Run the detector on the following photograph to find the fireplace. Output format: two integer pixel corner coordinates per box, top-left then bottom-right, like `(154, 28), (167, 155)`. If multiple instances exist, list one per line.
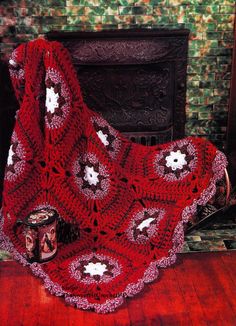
(47, 29), (189, 145)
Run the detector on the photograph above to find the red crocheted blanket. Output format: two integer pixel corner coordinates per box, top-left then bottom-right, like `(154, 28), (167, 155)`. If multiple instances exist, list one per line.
(0, 39), (227, 313)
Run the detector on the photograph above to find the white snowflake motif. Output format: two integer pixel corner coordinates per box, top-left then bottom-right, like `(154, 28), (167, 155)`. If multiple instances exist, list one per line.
(46, 87), (59, 114)
(7, 144), (14, 166)
(137, 217), (155, 231)
(73, 153), (110, 200)
(9, 59), (17, 67)
(69, 253), (121, 284)
(165, 150), (187, 171)
(83, 166), (99, 186)
(127, 208), (165, 244)
(84, 262), (108, 277)
(96, 130), (109, 146)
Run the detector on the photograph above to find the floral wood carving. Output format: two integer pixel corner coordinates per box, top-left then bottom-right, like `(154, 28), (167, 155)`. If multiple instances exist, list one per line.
(47, 29), (189, 144)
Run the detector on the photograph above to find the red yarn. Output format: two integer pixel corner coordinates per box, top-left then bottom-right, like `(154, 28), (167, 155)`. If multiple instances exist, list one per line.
(0, 39), (227, 313)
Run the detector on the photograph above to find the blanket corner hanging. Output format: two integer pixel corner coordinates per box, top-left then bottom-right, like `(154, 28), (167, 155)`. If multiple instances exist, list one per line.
(0, 38), (227, 313)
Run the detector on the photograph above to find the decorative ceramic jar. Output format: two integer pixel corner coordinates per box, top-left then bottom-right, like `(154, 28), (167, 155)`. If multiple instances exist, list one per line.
(24, 208), (58, 263)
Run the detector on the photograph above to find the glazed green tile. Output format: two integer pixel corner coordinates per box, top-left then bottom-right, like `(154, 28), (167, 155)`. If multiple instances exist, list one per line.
(62, 25), (79, 31)
(196, 5), (220, 14)
(135, 15), (155, 24)
(22, 0), (48, 4)
(62, 24), (103, 31)
(217, 22), (235, 31)
(49, 0), (66, 4)
(84, 6), (106, 15)
(117, 23), (144, 29)
(188, 73), (216, 81)
(186, 104), (202, 112)
(214, 80), (231, 88)
(187, 240), (227, 252)
(213, 104), (229, 112)
(118, 0), (136, 5)
(214, 88), (230, 97)
(224, 240), (236, 250)
(51, 7), (68, 15)
(139, 5), (155, 15)
(188, 97), (206, 105)
(216, 72), (232, 80)
(42, 24), (56, 33)
(66, 6), (85, 16)
(168, 0), (196, 4)
(188, 88), (214, 98)
(68, 15), (102, 24)
(152, 23), (185, 29)
(189, 22), (216, 33)
(188, 50), (203, 57)
(203, 14), (235, 24)
(198, 81), (212, 88)
(203, 23), (217, 33)
(201, 0), (235, 4)
(187, 64), (203, 74)
(151, 6), (165, 17)
(0, 250), (12, 261)
(198, 105), (214, 112)
(187, 80), (200, 88)
(15, 26), (36, 34)
(185, 235), (202, 241)
(222, 31), (234, 42)
(216, 64), (231, 73)
(29, 6), (50, 16)
(185, 14), (203, 24)
(149, 0), (170, 6)
(186, 112), (199, 119)
(119, 6), (134, 15)
(101, 15), (119, 24)
(220, 5), (235, 14)
(208, 47), (233, 56)
(119, 6), (153, 15)
(152, 15), (170, 24)
(33, 16), (67, 25)
(206, 32), (223, 40)
(102, 15), (135, 24)
(12, 7), (34, 16)
(188, 57), (217, 65)
(218, 40), (234, 48)
(17, 17), (34, 26)
(69, 0), (112, 5)
(212, 111), (228, 121)
(181, 242), (191, 253)
(103, 5), (119, 15)
(206, 96), (223, 105)
(194, 229), (236, 240)
(189, 40), (218, 51)
(198, 112), (213, 120)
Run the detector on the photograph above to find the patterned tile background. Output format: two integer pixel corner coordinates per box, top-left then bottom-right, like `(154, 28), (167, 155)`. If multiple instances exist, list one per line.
(0, 0), (235, 149)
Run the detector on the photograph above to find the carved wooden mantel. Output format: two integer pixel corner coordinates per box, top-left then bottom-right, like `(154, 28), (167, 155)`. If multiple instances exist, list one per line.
(47, 29), (189, 145)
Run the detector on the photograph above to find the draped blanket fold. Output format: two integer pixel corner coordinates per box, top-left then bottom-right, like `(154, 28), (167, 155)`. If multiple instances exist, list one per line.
(0, 39), (227, 313)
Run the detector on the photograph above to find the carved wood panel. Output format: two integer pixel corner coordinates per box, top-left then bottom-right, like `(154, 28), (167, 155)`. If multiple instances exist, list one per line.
(47, 29), (189, 144)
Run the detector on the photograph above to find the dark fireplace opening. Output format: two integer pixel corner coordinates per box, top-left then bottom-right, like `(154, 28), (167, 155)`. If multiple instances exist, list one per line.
(47, 29), (190, 145)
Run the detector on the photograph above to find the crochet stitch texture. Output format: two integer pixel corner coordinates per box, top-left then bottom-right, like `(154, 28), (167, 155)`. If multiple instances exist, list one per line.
(0, 39), (227, 313)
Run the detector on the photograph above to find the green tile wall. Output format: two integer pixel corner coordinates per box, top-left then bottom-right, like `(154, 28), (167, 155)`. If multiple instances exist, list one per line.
(0, 0), (235, 149)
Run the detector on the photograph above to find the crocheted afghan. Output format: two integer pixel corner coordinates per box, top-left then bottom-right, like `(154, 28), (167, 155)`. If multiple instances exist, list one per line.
(0, 39), (227, 313)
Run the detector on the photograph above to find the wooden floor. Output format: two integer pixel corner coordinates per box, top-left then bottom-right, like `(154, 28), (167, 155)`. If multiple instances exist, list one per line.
(1, 252), (236, 326)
